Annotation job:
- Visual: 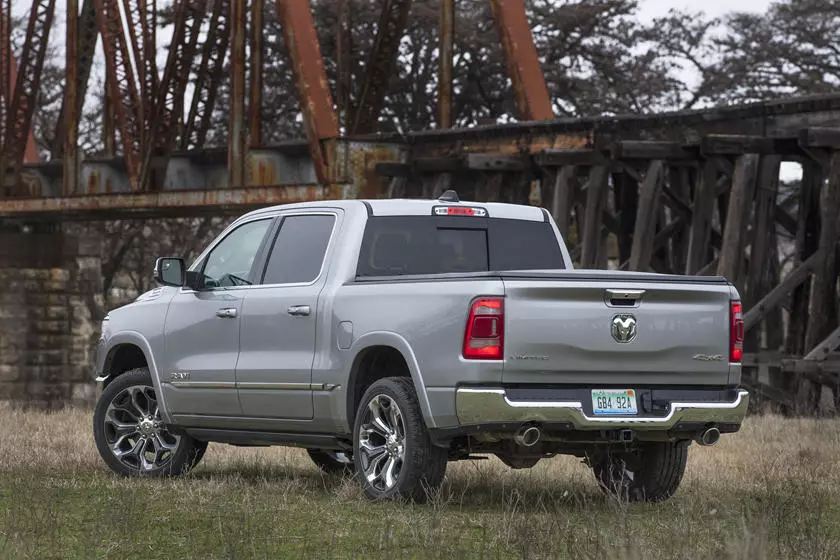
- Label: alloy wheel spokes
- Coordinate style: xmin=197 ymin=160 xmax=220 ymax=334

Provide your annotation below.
xmin=104 ymin=384 xmax=181 ymax=471
xmin=358 ymin=394 xmax=405 ymax=491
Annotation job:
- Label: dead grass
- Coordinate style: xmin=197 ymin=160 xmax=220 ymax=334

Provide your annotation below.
xmin=0 ymin=404 xmax=838 ymax=559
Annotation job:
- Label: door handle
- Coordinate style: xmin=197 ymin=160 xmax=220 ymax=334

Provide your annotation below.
xmin=215 ymin=308 xmax=238 ymax=319
xmin=287 ymin=305 xmax=311 ymax=317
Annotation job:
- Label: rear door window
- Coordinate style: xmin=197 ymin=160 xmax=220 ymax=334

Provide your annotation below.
xmin=261 ymin=214 xmax=336 ymax=284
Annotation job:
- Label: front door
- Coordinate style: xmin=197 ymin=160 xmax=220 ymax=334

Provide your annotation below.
xmin=236 ymin=212 xmax=338 ymax=420
xmin=161 ymin=218 xmax=274 ymax=421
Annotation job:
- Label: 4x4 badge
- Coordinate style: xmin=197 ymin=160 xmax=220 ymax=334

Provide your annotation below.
xmin=611 ymin=314 xmax=637 ymax=343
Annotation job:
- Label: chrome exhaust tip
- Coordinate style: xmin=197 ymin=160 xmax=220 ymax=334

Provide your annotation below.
xmin=697 ymin=427 xmax=721 ymax=446
xmin=514 ymin=425 xmax=541 ymax=447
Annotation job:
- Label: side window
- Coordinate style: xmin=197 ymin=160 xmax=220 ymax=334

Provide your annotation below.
xmin=261 ymin=215 xmax=336 ymax=284
xmin=202 ymin=219 xmax=272 ymax=288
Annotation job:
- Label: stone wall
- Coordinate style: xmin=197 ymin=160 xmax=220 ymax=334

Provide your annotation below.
xmin=0 ymin=230 xmax=102 ymax=408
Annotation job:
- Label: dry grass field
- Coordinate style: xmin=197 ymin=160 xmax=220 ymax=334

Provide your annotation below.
xmin=0 ymin=405 xmax=839 ymax=559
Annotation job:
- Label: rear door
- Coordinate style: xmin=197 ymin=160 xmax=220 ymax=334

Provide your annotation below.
xmin=501 ymin=273 xmax=733 ymax=386
xmin=235 ymin=212 xmax=339 ymax=420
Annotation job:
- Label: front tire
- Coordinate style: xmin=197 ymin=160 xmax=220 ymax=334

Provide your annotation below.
xmin=93 ymin=368 xmax=207 ymax=477
xmin=352 ymin=377 xmax=447 ymax=502
xmin=591 ymin=441 xmax=689 ymax=502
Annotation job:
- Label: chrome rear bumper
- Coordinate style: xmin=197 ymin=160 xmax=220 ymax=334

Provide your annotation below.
xmin=455 ymin=387 xmax=749 ymax=430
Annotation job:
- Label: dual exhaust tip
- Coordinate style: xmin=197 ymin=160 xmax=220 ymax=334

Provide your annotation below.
xmin=513 ymin=425 xmax=721 ymax=447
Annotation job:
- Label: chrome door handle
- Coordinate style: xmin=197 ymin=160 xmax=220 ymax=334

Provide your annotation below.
xmin=287 ymin=305 xmax=311 ymax=317
xmin=215 ymin=308 xmax=238 ymax=318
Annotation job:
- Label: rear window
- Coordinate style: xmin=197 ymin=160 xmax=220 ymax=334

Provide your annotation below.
xmin=356 ymin=216 xmax=565 ymax=277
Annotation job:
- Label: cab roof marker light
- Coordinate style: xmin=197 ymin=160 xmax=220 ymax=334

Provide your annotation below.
xmin=432 ymin=206 xmax=488 ymax=217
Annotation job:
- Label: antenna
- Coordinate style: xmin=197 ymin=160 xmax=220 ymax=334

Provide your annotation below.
xmin=438 ymin=190 xmax=460 ymax=203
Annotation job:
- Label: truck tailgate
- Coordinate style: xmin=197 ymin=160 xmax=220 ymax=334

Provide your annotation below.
xmin=501 ymin=271 xmax=734 ymax=386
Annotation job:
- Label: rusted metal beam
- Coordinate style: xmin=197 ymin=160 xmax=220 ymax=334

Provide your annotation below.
xmin=249 ymin=0 xmax=264 ymax=147
xmin=182 ymin=0 xmax=230 ymax=150
xmin=51 ymin=0 xmax=98 ymax=159
xmin=489 ymin=0 xmax=553 ymax=121
xmin=121 ymin=0 xmax=158 ymax=130
xmin=0 ymin=0 xmax=56 ymax=195
xmin=335 ymin=0 xmax=351 ymax=131
xmin=94 ymin=0 xmax=142 ymax=188
xmin=0 ymin=0 xmax=9 ymax=153
xmin=229 ymin=0 xmax=247 ymax=188
xmin=437 ymin=0 xmax=454 ymax=129
xmin=275 ymin=0 xmax=339 ymax=185
xmin=0 ymin=185 xmax=328 ymax=219
xmin=8 ymin=56 xmax=39 ymax=165
xmin=64 ymin=0 xmax=80 ymax=195
xmin=350 ymin=0 xmax=412 ymax=134
xmin=139 ymin=0 xmax=205 ymax=190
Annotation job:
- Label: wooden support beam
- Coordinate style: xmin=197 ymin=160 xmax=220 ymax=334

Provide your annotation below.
xmin=717 ymin=154 xmax=759 ymax=283
xmin=464 ymin=154 xmax=529 ymax=171
xmin=628 ymin=160 xmax=664 ymax=271
xmin=613 ymin=172 xmax=637 ymax=265
xmin=535 ymin=150 xmax=607 ymax=167
xmin=804 ymin=150 xmax=840 ymax=363
xmin=611 ymin=141 xmax=693 ymax=161
xmin=580 ymin=166 xmax=609 ymax=268
xmin=743 ymin=248 xmax=824 ymax=331
xmin=700 ymin=134 xmax=798 ymax=156
xmin=685 ymin=161 xmax=717 ymax=274
xmin=550 ymin=165 xmax=576 ymax=240
xmin=804 ymin=326 xmax=840 ymax=362
xmin=746 ymin=155 xmax=781 ymax=307
xmin=799 ymin=127 xmax=840 ymax=149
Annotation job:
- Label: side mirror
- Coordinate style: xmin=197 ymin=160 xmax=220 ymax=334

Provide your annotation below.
xmin=154 ymin=257 xmax=186 ymax=287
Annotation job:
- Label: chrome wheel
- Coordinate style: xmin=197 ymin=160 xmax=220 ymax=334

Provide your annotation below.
xmin=358 ymin=394 xmax=405 ymax=491
xmin=103 ymin=385 xmax=181 ymax=471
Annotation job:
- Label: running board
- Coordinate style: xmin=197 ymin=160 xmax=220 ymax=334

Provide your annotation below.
xmin=184 ymin=428 xmax=352 ymax=451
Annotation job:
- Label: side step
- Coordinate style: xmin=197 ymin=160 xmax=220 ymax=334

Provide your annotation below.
xmin=184 ymin=428 xmax=352 ymax=451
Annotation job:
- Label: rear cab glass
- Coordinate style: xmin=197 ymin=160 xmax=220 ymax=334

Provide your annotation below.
xmin=356 ymin=215 xmax=565 ymax=277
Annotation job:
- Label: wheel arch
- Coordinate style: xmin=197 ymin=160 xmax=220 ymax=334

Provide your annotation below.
xmin=98 ymin=331 xmax=172 ymax=422
xmin=345 ymin=332 xmax=435 ymax=431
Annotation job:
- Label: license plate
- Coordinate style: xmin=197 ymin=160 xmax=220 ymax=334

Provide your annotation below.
xmin=592 ymin=389 xmax=638 ymax=415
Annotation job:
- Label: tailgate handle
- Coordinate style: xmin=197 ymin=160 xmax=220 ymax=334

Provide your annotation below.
xmin=605 ymin=289 xmax=645 ymax=308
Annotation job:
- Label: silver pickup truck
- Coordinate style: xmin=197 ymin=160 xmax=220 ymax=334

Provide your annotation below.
xmin=92 ymin=191 xmax=748 ymax=502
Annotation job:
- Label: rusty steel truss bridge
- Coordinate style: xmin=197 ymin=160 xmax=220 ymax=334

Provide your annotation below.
xmin=0 ymin=0 xmax=839 ymax=411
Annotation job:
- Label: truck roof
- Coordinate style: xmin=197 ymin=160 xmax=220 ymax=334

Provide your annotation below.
xmin=244 ymin=196 xmax=548 ymax=222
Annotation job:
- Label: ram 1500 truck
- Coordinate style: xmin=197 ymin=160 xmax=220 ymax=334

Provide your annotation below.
xmin=93 ymin=191 xmax=749 ymax=502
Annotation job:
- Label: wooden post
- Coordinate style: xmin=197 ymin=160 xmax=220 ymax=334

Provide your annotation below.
xmin=717 ymin=154 xmax=759 ymax=285
xmin=580 ymin=166 xmax=609 ymax=269
xmin=685 ymin=161 xmax=717 ymax=274
xmin=803 ymin=150 xmax=840 ymax=411
xmin=628 ymin=160 xmax=664 ymax=271
xmin=550 ymin=165 xmax=576 ymax=240
xmin=613 ymin=171 xmax=638 ymax=266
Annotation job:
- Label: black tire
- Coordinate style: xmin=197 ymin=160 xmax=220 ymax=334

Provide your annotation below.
xmin=352 ymin=377 xmax=447 ymax=502
xmin=307 ymin=449 xmax=355 ymax=475
xmin=591 ymin=441 xmax=689 ymax=502
xmin=93 ymin=368 xmax=208 ymax=477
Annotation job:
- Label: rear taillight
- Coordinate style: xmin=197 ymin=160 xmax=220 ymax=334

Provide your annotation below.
xmin=463 ymin=297 xmax=504 ymax=360
xmin=730 ymin=301 xmax=744 ymax=363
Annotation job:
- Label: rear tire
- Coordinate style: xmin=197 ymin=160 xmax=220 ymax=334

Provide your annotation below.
xmin=307 ymin=449 xmax=355 ymax=475
xmin=93 ymin=368 xmax=207 ymax=477
xmin=353 ymin=377 xmax=447 ymax=502
xmin=591 ymin=441 xmax=689 ymax=502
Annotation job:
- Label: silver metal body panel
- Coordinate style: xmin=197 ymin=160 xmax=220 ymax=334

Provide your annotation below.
xmin=95 ymin=198 xmax=747 ymax=439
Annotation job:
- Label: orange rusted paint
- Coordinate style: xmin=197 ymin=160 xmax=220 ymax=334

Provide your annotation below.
xmin=8 ymin=56 xmax=40 ymax=164
xmin=0 ymin=185 xmax=331 ymax=218
xmin=489 ymin=0 xmax=553 ymax=122
xmin=275 ymin=0 xmax=339 ymax=184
